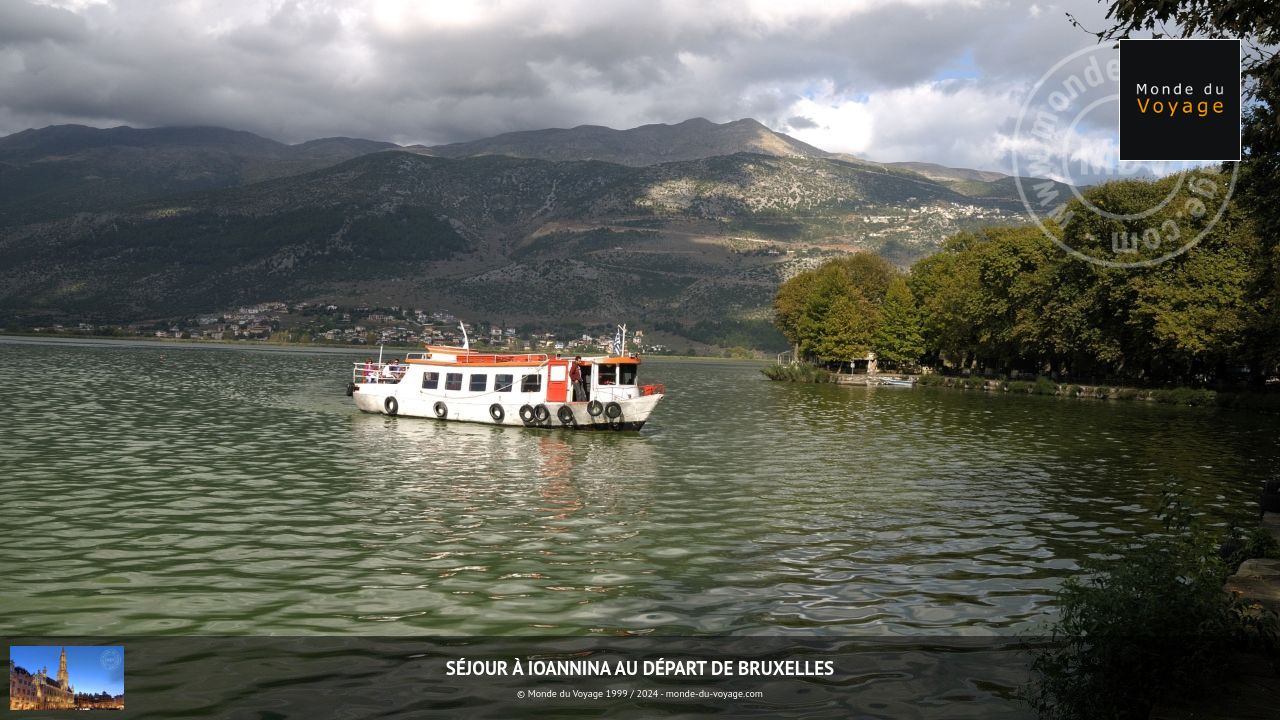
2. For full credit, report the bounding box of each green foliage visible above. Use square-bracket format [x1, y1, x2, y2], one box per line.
[873, 275, 925, 367]
[773, 252, 898, 363]
[760, 363, 832, 383]
[1027, 493, 1277, 720]
[900, 177, 1271, 384]
[1032, 376, 1058, 396]
[1222, 525, 1280, 570]
[1147, 387, 1217, 406]
[1086, 1, 1280, 383]
[804, 284, 878, 362]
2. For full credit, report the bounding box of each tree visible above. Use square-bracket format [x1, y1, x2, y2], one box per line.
[829, 252, 896, 304]
[899, 172, 1263, 384]
[909, 237, 983, 368]
[1085, 0, 1280, 379]
[793, 263, 879, 362]
[773, 252, 893, 363]
[809, 289, 879, 363]
[873, 275, 924, 367]
[773, 268, 818, 354]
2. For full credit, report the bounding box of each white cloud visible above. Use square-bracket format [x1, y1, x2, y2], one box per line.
[779, 91, 875, 155]
[781, 80, 1024, 169]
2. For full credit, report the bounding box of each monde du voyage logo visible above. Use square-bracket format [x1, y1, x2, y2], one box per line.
[1014, 39, 1242, 268]
[1120, 38, 1241, 162]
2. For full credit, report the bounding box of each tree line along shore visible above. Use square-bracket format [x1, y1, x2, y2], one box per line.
[766, 173, 1280, 401]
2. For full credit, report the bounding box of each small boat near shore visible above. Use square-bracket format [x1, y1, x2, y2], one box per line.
[347, 345, 664, 431]
[872, 376, 915, 387]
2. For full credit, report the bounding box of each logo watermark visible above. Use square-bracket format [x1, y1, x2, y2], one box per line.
[1012, 45, 1237, 268]
[100, 648, 122, 671]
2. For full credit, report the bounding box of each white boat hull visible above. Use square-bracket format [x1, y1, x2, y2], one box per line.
[352, 383, 662, 431]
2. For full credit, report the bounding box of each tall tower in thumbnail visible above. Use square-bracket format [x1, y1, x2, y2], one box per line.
[57, 647, 69, 690]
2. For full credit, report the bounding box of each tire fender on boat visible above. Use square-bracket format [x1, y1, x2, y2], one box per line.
[384, 396, 399, 416]
[519, 404, 536, 424]
[557, 405, 575, 425]
[587, 400, 604, 417]
[489, 404, 505, 422]
[346, 382, 355, 397]
[533, 404, 551, 423]
[433, 401, 447, 418]
[604, 401, 623, 419]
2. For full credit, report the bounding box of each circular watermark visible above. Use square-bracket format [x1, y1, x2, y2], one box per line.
[1012, 44, 1237, 268]
[100, 648, 122, 671]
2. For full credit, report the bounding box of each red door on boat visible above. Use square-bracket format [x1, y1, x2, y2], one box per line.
[547, 359, 569, 402]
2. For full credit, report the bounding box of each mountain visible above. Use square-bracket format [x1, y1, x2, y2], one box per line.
[427, 117, 829, 166]
[883, 161, 1076, 202]
[0, 118, 1069, 347]
[0, 148, 1027, 336]
[884, 161, 1008, 183]
[0, 125, 399, 226]
[0, 119, 1041, 225]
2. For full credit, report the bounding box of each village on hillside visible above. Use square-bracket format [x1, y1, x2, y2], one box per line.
[15, 301, 675, 355]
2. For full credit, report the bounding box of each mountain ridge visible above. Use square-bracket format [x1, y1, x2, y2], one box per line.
[0, 119, 1063, 347]
[0, 148, 1028, 328]
[426, 117, 830, 166]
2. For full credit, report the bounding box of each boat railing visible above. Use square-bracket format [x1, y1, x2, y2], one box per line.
[450, 352, 550, 365]
[351, 361, 405, 384]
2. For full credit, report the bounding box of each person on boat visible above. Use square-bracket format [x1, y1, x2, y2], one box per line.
[570, 356, 585, 401]
[381, 359, 400, 383]
[363, 358, 375, 383]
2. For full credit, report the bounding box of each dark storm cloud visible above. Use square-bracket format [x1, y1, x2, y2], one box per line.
[0, 0, 1119, 170]
[0, 1, 87, 44]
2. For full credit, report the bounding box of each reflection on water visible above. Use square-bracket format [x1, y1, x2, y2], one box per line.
[0, 338, 1276, 638]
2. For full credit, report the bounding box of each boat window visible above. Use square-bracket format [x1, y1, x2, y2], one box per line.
[598, 364, 617, 385]
[619, 363, 638, 386]
[445, 372, 463, 391]
[422, 372, 440, 390]
[469, 374, 487, 392]
[495, 374, 513, 392]
[520, 374, 541, 392]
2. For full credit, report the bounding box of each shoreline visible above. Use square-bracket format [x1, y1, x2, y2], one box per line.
[0, 333, 754, 362]
[761, 363, 1280, 411]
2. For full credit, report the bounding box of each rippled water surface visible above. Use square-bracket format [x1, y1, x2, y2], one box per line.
[3, 337, 1277, 637]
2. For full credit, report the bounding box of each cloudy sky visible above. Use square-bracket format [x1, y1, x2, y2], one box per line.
[1, 0, 1134, 173]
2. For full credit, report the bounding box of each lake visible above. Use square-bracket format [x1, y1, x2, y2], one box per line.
[2, 336, 1275, 715]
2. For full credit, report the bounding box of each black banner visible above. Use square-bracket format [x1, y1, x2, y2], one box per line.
[5, 637, 1042, 718]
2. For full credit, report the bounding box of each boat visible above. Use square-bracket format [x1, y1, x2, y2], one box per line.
[346, 345, 665, 431]
[873, 376, 915, 387]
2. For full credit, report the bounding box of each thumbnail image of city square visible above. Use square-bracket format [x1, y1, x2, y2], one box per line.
[9, 646, 124, 710]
